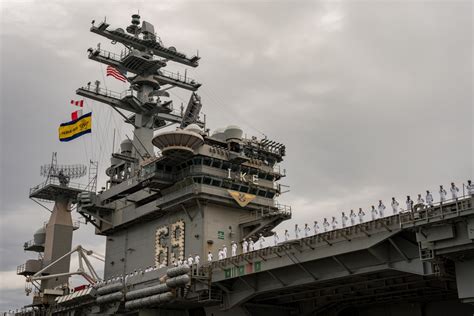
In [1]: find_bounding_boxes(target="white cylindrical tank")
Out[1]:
[120,139,133,155]
[211,128,226,141]
[33,226,46,245]
[184,124,202,134]
[224,125,243,142]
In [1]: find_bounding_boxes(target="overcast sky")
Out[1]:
[0,0,472,311]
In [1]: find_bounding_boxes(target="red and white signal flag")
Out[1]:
[106,65,127,82]
[71,110,83,121]
[71,100,84,107]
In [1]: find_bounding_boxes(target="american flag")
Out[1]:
[106,65,127,82]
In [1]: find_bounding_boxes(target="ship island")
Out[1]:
[4,13,474,316]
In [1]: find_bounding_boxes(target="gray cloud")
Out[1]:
[1,0,472,311]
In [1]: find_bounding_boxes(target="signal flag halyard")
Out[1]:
[59,112,92,142]
[106,65,127,82]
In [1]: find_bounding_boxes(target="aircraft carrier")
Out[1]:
[5,14,474,316]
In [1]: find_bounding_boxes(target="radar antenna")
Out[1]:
[40,152,87,186]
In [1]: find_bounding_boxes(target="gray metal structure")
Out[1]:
[7,14,474,316]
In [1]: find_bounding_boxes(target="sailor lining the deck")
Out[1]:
[295,224,301,239]
[313,221,320,234]
[391,197,399,214]
[378,200,386,217]
[242,239,248,253]
[323,218,330,232]
[304,223,311,237]
[371,205,378,220]
[426,191,434,206]
[341,212,348,228]
[450,182,459,199]
[349,210,356,225]
[331,217,338,230]
[358,208,365,223]
[467,180,474,195]
[439,185,447,202]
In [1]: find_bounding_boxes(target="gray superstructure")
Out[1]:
[7,14,474,316]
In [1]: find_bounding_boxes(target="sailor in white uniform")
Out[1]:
[273,232,279,246]
[294,224,301,239]
[358,208,365,223]
[467,180,474,196]
[426,191,434,207]
[194,254,200,266]
[439,185,447,203]
[217,249,224,260]
[304,223,311,237]
[258,234,265,249]
[349,209,356,226]
[416,194,425,205]
[341,212,348,228]
[284,229,290,242]
[231,241,237,257]
[370,205,378,220]
[222,245,227,259]
[249,239,255,251]
[207,251,213,262]
[242,239,248,253]
[406,196,413,212]
[378,200,386,218]
[187,255,194,266]
[391,197,399,214]
[323,218,330,232]
[450,182,459,199]
[331,216,338,230]
[313,221,320,234]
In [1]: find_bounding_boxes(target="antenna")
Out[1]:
[40,152,87,186]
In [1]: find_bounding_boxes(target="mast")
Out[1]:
[76,14,203,172]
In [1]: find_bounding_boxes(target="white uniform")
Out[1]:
[426,193,434,206]
[207,253,213,262]
[295,226,301,239]
[242,240,248,253]
[304,225,311,237]
[378,203,386,218]
[222,246,227,259]
[450,185,459,199]
[249,240,255,251]
[218,250,223,260]
[194,255,200,266]
[358,210,365,223]
[187,256,194,266]
[371,208,378,220]
[406,199,413,211]
[350,212,356,225]
[331,218,338,230]
[273,233,279,246]
[439,189,447,202]
[258,236,265,249]
[417,196,425,205]
[323,220,330,232]
[391,200,399,214]
[284,231,290,241]
[231,243,237,256]
[313,222,320,234]
[467,183,474,195]
[341,214,348,228]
